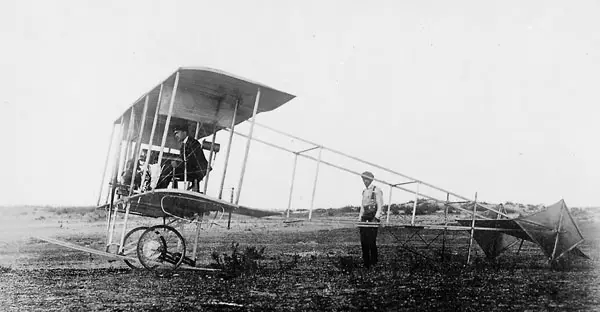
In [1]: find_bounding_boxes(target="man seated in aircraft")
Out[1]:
[123,149,154,188]
[140,151,160,191]
[120,156,143,190]
[169,123,209,192]
[142,151,178,190]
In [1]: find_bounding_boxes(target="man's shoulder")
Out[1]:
[363,185,383,193]
[187,136,201,145]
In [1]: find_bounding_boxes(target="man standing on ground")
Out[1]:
[171,123,209,192]
[359,171,383,268]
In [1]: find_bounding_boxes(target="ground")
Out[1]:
[0,207,598,311]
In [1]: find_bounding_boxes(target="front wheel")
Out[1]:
[121,226,149,269]
[137,225,186,272]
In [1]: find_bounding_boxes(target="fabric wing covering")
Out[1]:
[457,200,588,261]
[470,220,522,259]
[515,199,588,261]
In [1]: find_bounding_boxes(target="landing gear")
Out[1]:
[136,225,186,272]
[121,226,149,269]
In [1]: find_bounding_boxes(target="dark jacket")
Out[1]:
[175,136,208,181]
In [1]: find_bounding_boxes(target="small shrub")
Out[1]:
[56,208,68,215]
[339,205,358,213]
[401,200,441,215]
[387,204,402,215]
[46,206,96,216]
[314,208,327,214]
[84,210,106,223]
[328,255,358,274]
[277,253,300,271]
[210,242,265,278]
[446,205,459,213]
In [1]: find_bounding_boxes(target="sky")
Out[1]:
[1,0,599,209]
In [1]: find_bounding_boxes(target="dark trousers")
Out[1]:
[360,215,379,267]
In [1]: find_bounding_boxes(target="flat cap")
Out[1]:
[361,171,374,178]
[171,123,189,133]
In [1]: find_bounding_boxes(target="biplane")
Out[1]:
[39,67,295,272]
[37,66,588,273]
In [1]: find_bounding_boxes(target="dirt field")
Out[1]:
[0,207,599,311]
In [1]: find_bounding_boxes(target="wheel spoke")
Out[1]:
[122,226,149,269]
[137,225,186,272]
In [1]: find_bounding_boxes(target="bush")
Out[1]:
[387,204,402,215]
[84,209,106,222]
[276,253,300,271]
[46,206,96,216]
[211,242,265,278]
[328,255,358,274]
[314,208,327,214]
[445,205,460,214]
[402,200,441,215]
[339,205,358,213]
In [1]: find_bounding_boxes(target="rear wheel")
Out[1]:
[121,226,148,269]
[137,225,186,272]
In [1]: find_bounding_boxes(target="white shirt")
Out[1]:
[360,184,384,220]
[148,163,161,190]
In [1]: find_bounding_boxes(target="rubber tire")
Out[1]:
[122,226,149,269]
[137,225,186,272]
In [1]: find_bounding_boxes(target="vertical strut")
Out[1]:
[386,185,393,224]
[286,153,299,219]
[203,125,218,194]
[118,202,132,254]
[157,72,180,170]
[194,121,200,139]
[517,239,525,255]
[140,84,163,191]
[106,117,125,243]
[107,201,120,251]
[128,96,149,196]
[235,89,261,205]
[467,192,478,264]
[411,182,420,225]
[227,187,234,229]
[97,125,116,206]
[442,192,449,261]
[121,108,137,178]
[218,100,239,200]
[550,206,565,261]
[308,147,322,221]
[192,218,201,263]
